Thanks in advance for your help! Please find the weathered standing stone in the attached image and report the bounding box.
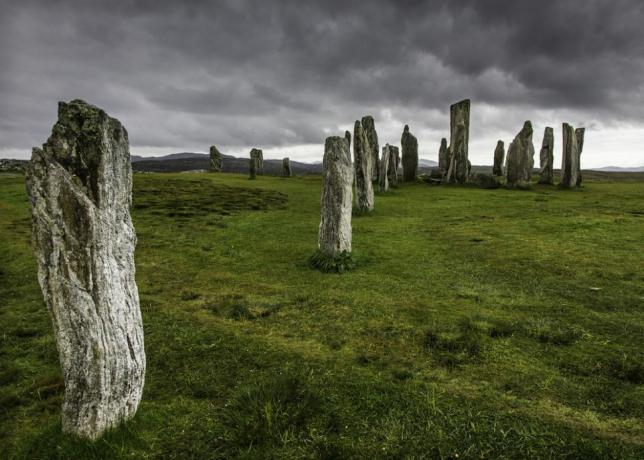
[24,100,145,440]
[282,157,292,177]
[361,115,379,182]
[209,145,223,172]
[575,128,585,186]
[446,99,470,184]
[560,123,579,188]
[505,121,535,187]
[401,124,418,182]
[493,140,505,176]
[438,138,449,175]
[344,130,352,157]
[379,144,392,192]
[538,127,554,185]
[318,136,353,255]
[353,120,374,212]
[249,148,262,179]
[387,145,399,187]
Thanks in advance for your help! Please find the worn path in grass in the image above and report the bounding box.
[1,171,643,458]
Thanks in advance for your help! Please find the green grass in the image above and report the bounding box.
[1,171,643,458]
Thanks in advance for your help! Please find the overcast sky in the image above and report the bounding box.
[2,0,644,167]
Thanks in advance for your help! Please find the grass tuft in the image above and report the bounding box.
[308,249,356,273]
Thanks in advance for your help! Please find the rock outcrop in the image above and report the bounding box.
[282,157,292,177]
[538,127,554,185]
[209,145,223,172]
[318,136,353,255]
[361,116,379,182]
[24,100,145,440]
[446,99,470,183]
[505,121,535,187]
[575,128,585,186]
[401,125,418,182]
[493,140,505,176]
[560,123,579,188]
[379,144,392,192]
[438,138,449,176]
[353,120,374,212]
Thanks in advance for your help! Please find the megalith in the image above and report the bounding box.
[379,144,392,192]
[438,138,449,175]
[387,146,399,187]
[575,128,585,186]
[25,100,145,440]
[361,115,379,182]
[401,125,418,182]
[353,120,374,212]
[538,127,554,185]
[282,157,292,177]
[560,123,579,188]
[446,99,470,184]
[344,130,352,157]
[505,121,535,187]
[250,148,262,179]
[493,140,505,176]
[209,145,223,172]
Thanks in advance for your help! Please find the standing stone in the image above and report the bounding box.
[438,138,449,175]
[24,100,145,440]
[493,140,505,176]
[249,148,262,179]
[575,128,585,186]
[387,145,399,187]
[401,124,418,182]
[209,145,223,172]
[379,144,391,192]
[361,115,379,182]
[560,123,579,188]
[282,157,292,177]
[353,120,374,212]
[446,99,470,183]
[344,130,352,158]
[505,121,535,187]
[318,136,353,255]
[538,127,554,185]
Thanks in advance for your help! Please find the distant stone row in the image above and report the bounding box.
[208,145,293,178]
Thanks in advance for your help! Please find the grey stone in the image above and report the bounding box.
[282,157,292,177]
[575,128,585,186]
[438,138,449,175]
[318,136,353,255]
[353,120,374,212]
[401,124,418,182]
[469,172,500,189]
[249,148,262,179]
[344,130,352,158]
[209,145,223,172]
[560,123,580,188]
[379,144,391,192]
[361,115,379,182]
[538,127,554,185]
[446,99,470,184]
[505,121,535,187]
[24,100,145,440]
[493,140,505,176]
[387,145,399,187]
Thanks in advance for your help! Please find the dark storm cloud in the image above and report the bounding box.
[1,0,644,161]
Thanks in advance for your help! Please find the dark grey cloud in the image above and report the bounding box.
[1,0,644,166]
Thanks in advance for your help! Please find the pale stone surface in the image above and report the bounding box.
[353,120,374,211]
[401,124,418,182]
[250,148,262,179]
[318,136,353,255]
[379,144,391,192]
[387,145,399,187]
[438,138,449,175]
[446,99,470,183]
[505,121,535,187]
[538,127,554,185]
[560,123,580,188]
[361,115,379,182]
[282,157,292,177]
[25,100,145,440]
[493,140,505,176]
[575,128,585,186]
[209,145,223,172]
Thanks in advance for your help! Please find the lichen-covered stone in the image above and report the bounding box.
[282,157,292,177]
[401,124,418,182]
[361,115,379,182]
[493,140,505,176]
[387,145,399,187]
[379,144,391,192]
[250,148,263,175]
[209,145,223,172]
[353,120,374,212]
[538,127,554,185]
[446,99,470,184]
[438,138,449,175]
[505,121,535,187]
[575,128,585,186]
[560,123,579,188]
[24,100,145,440]
[318,136,353,255]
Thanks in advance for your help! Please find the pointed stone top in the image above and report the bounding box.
[522,120,533,135]
[440,138,447,146]
[404,124,409,132]
[496,139,504,146]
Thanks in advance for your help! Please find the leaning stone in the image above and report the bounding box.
[538,127,554,185]
[387,146,399,187]
[361,115,379,182]
[353,120,374,212]
[401,124,418,182]
[24,100,145,440]
[318,136,353,255]
[446,99,470,183]
[379,144,391,192]
[282,157,292,177]
[493,140,505,176]
[575,128,585,186]
[438,138,449,176]
[505,121,535,188]
[209,145,223,172]
[559,123,579,188]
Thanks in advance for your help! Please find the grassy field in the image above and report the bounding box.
[1,170,643,459]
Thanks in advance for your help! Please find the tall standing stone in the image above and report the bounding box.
[25,100,145,440]
[538,127,554,185]
[401,124,418,182]
[361,115,379,182]
[446,99,470,184]
[344,130,352,158]
[209,145,223,172]
[353,120,374,212]
[387,146,399,187]
[493,140,505,177]
[560,123,579,188]
[318,136,353,255]
[379,144,392,192]
[282,157,292,177]
[438,138,449,175]
[575,128,585,186]
[250,148,262,179]
[505,121,535,187]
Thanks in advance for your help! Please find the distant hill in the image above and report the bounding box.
[588,166,644,172]
[419,159,438,167]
